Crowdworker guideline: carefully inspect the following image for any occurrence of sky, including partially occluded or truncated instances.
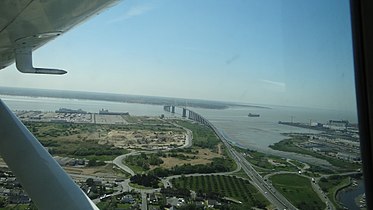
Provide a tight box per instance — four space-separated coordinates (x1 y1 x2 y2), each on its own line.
0 0 356 111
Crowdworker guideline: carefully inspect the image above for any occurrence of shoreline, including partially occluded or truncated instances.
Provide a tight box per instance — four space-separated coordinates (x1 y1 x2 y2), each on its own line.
336 178 365 210
0 88 269 110
2 94 355 169
335 178 352 208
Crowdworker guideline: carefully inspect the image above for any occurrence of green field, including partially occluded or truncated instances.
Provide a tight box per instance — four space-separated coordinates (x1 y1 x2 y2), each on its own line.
24 119 186 161
123 153 164 172
173 120 221 150
231 168 251 180
270 174 325 210
171 175 269 208
97 194 139 210
245 150 298 172
25 122 129 160
0 203 37 210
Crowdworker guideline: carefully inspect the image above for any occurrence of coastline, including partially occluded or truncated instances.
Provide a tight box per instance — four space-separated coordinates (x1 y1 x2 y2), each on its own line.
0 87 270 110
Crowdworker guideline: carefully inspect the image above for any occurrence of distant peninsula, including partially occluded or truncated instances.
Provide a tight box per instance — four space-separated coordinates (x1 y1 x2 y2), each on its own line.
0 86 270 110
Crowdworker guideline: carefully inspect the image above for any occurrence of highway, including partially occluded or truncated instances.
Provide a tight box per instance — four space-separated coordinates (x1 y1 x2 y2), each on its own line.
111 115 298 209
94 113 362 210
208 122 297 210
263 171 335 210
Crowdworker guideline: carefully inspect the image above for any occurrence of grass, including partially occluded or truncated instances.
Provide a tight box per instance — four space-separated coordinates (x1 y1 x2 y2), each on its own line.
231 168 251 180
122 161 146 174
319 175 351 209
121 115 140 123
24 119 185 162
171 175 269 208
173 120 237 170
270 174 325 210
111 168 131 179
244 150 299 172
0 204 30 210
288 159 306 169
25 122 128 160
173 120 221 150
128 182 154 189
97 193 141 210
97 197 135 210
78 155 119 161
97 202 132 210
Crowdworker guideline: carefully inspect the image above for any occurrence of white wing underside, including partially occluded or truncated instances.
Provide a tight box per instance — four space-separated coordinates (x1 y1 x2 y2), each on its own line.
0 0 119 73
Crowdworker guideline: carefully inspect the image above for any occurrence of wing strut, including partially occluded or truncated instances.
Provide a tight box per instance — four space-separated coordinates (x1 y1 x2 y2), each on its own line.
0 100 97 210
14 47 67 75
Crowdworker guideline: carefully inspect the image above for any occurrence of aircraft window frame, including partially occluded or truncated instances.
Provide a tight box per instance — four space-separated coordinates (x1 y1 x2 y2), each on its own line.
350 0 373 209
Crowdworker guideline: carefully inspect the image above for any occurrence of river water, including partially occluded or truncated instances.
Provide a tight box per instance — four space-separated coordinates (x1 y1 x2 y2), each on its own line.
337 179 365 210
1 95 357 165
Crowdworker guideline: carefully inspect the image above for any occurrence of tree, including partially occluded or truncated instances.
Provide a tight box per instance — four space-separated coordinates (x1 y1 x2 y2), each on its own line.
86 178 94 187
130 174 160 188
88 158 105 167
0 197 5 208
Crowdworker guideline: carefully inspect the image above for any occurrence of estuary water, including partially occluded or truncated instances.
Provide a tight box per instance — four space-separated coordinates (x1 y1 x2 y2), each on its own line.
192 105 357 148
337 179 365 210
1 95 358 165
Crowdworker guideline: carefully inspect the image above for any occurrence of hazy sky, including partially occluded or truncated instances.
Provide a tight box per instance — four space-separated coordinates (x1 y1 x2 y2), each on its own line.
0 0 356 111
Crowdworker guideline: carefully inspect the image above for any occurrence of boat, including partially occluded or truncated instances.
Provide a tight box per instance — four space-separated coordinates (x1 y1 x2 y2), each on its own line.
248 113 260 117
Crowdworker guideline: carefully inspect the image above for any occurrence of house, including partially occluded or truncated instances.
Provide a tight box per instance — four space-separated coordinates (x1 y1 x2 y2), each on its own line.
9 194 30 204
149 193 158 204
336 152 361 161
121 194 135 204
207 199 221 208
167 197 185 207
0 187 10 196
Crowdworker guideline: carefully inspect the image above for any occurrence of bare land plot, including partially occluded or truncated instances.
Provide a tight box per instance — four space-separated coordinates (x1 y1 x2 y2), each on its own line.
159 148 222 169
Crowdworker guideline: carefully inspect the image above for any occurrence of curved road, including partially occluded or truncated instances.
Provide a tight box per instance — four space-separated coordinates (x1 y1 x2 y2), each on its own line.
112 118 296 209
112 125 193 176
104 115 361 210
113 151 140 176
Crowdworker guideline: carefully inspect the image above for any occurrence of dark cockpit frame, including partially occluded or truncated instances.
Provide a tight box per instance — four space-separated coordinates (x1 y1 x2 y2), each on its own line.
350 0 373 209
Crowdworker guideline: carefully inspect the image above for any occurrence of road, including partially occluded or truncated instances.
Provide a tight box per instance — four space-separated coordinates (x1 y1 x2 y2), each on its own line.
208 122 297 210
94 115 362 210
141 192 147 210
113 119 295 209
110 123 194 210
263 171 335 210
113 151 140 176
311 179 335 210
111 117 347 210
170 122 193 149
112 123 193 176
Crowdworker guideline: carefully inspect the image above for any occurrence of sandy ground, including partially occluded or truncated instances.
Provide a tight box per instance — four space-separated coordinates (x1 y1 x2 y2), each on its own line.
63 164 125 179
1 157 120 179
106 130 185 149
158 148 222 169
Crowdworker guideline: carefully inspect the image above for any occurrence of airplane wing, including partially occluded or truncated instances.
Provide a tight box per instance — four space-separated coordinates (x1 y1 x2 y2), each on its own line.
0 0 119 74
0 0 120 209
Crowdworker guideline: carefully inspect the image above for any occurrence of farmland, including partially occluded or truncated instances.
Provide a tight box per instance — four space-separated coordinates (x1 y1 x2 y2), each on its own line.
171 175 269 208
